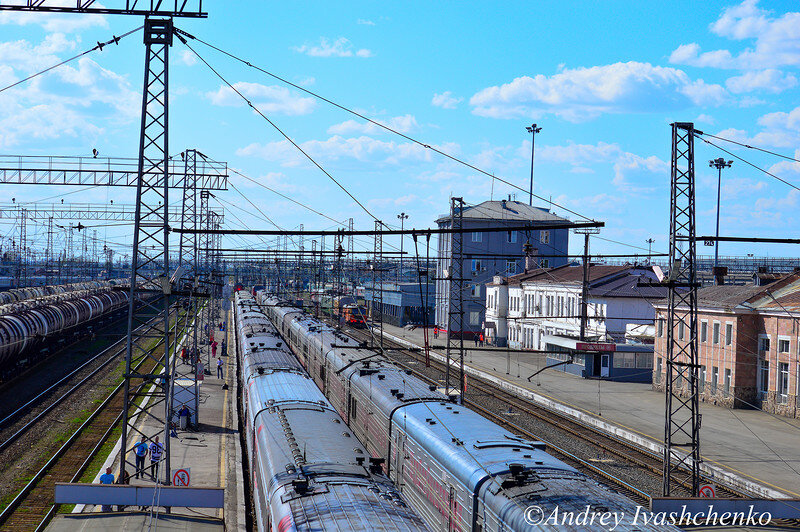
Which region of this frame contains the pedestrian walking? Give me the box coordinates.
[180,347,187,365]
[211,340,218,358]
[474,335,479,347]
[197,361,205,381]
[134,436,148,479]
[219,321,223,331]
[149,436,164,481]
[479,333,484,347]
[433,327,439,339]
[221,339,227,357]
[217,357,223,379]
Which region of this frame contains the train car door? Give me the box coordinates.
[447,485,458,532]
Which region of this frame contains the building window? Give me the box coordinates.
[778,363,789,404]
[758,336,770,353]
[540,230,550,244]
[657,318,664,337]
[778,339,790,353]
[541,259,549,268]
[699,365,706,392]
[713,322,720,345]
[506,260,517,274]
[711,366,718,393]
[700,321,707,342]
[469,312,480,325]
[678,321,685,341]
[758,359,769,398]
[471,259,482,272]
[725,323,733,346]
[471,232,482,242]
[656,357,662,383]
[507,230,517,243]
[471,284,481,297]
[724,369,731,395]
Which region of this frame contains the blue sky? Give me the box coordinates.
[1,0,799,261]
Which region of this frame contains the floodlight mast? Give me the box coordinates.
[0,1,209,493]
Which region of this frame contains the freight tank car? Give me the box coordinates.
[261,293,677,532]
[0,287,128,371]
[235,291,428,532]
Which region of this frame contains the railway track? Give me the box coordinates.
[0,308,192,531]
[333,319,748,504]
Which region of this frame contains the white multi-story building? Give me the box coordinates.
[485,264,666,349]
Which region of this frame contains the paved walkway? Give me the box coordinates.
[378,323,800,498]
[49,302,245,531]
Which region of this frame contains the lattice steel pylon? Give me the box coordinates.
[45,216,54,286]
[171,148,200,427]
[445,197,465,403]
[120,18,175,486]
[664,122,701,496]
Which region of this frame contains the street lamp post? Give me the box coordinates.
[709,158,733,270]
[646,238,655,264]
[526,124,542,206]
[397,212,408,281]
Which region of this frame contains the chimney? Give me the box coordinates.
[713,266,727,286]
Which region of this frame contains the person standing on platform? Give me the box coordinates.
[149,436,164,481]
[217,357,223,379]
[134,436,148,479]
[99,467,115,511]
[221,339,227,358]
[211,340,218,358]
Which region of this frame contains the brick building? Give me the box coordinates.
[653,272,800,418]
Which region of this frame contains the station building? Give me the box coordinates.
[434,199,570,338]
[653,271,800,418]
[363,281,435,327]
[485,263,668,382]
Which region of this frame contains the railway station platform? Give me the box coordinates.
[377,323,800,499]
[47,303,244,531]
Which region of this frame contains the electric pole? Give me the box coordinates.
[397,212,408,281]
[709,158,732,270]
[526,124,542,205]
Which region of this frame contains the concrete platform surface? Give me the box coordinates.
[47,511,223,531]
[377,322,800,498]
[49,303,244,531]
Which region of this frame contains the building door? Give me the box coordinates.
[601,355,610,378]
[593,354,601,376]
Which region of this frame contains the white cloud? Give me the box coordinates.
[696,113,716,125]
[715,105,800,149]
[431,91,463,109]
[357,19,376,26]
[0,7,108,33]
[206,82,315,116]
[539,142,668,193]
[327,114,418,135]
[725,69,797,93]
[292,37,373,58]
[720,177,768,199]
[179,50,197,66]
[469,62,727,122]
[237,135,459,168]
[670,1,800,69]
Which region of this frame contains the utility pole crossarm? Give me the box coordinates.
[0,155,227,190]
[0,1,207,17]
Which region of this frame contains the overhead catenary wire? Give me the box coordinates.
[176,35,378,222]
[0,26,143,95]
[175,29,598,224]
[699,136,800,193]
[696,131,800,164]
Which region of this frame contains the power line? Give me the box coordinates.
[175,29,598,224]
[0,26,143,95]
[696,131,800,164]
[176,35,378,222]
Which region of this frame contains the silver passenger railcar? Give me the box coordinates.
[235,291,429,532]
[259,293,677,532]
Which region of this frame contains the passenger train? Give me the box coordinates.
[0,282,129,371]
[234,291,429,531]
[259,292,677,532]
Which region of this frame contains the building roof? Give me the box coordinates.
[436,199,569,225]
[653,271,800,311]
[501,264,630,286]
[590,272,668,298]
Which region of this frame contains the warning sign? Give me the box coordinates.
[698,483,715,498]
[173,468,191,486]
